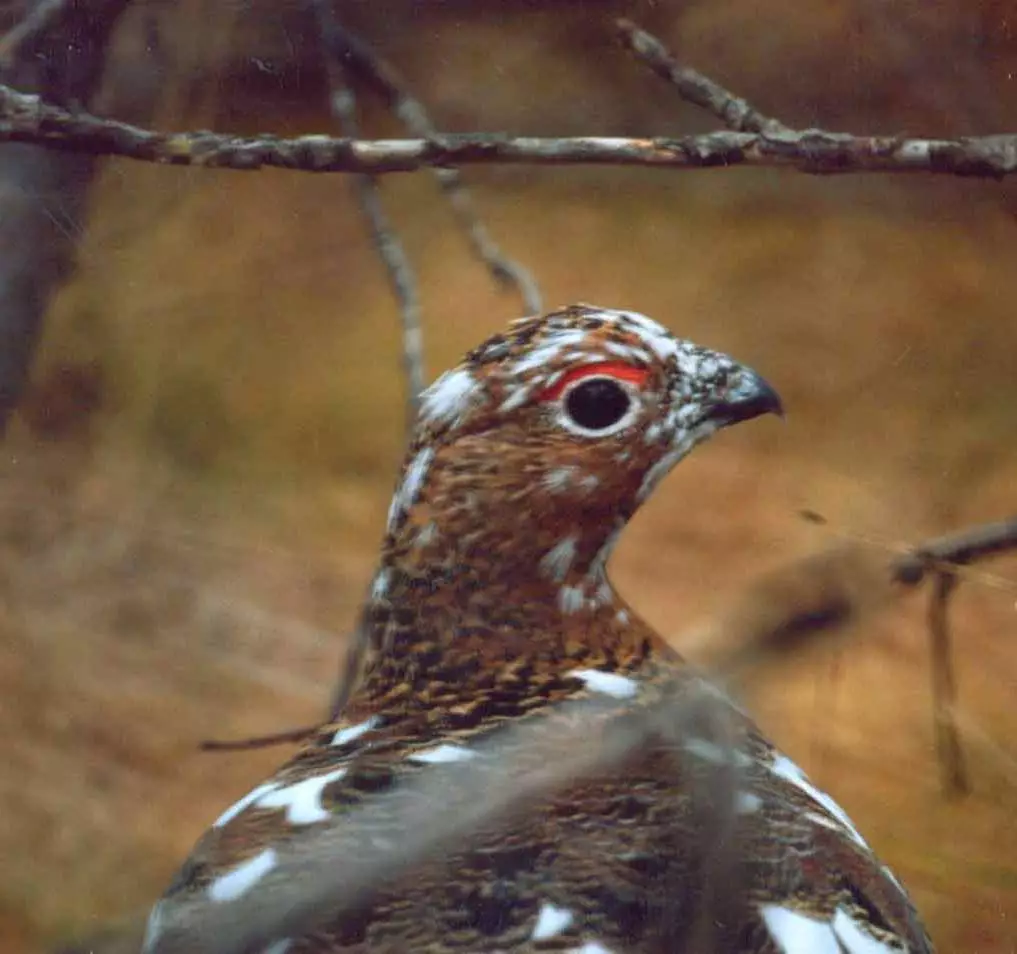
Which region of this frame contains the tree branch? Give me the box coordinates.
[702,513,1015,799]
[0,0,131,433]
[306,4,542,423]
[321,9,541,314]
[617,19,791,136]
[2,80,1017,178]
[0,0,69,69]
[893,516,1017,584]
[310,0,426,424]
[927,569,969,797]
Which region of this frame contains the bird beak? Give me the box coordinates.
[713,367,784,428]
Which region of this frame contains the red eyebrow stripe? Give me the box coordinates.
[538,361,650,401]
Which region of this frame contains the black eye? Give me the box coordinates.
[564,377,632,432]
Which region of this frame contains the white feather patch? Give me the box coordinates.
[683,738,751,767]
[543,465,578,494]
[141,901,165,954]
[531,902,574,940]
[208,848,278,903]
[558,583,586,614]
[498,384,533,413]
[331,716,380,748]
[511,329,588,374]
[262,940,293,954]
[569,668,639,699]
[735,791,763,814]
[832,907,898,953]
[539,535,578,582]
[255,768,347,826]
[420,367,478,427]
[610,309,679,361]
[760,904,841,954]
[370,568,390,601]
[409,743,476,764]
[770,754,869,849]
[213,781,279,829]
[388,446,435,529]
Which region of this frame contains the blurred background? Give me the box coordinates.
[0,0,1015,950]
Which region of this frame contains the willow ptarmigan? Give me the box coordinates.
[144,305,933,954]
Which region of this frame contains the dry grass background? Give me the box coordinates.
[1,1,1016,951]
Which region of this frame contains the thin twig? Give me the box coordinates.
[927,569,969,796]
[200,724,321,751]
[792,512,1016,797]
[894,516,1017,584]
[684,510,1017,800]
[0,0,69,68]
[799,510,1017,595]
[3,81,1017,177]
[617,19,790,136]
[438,173,543,313]
[323,15,541,313]
[310,0,425,423]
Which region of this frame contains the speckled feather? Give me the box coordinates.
[146,305,934,954]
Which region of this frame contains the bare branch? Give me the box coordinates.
[696,515,1017,675]
[440,175,543,313]
[0,0,68,68]
[310,0,425,423]
[322,12,541,313]
[0,0,131,432]
[617,19,790,136]
[700,513,1015,799]
[927,570,969,797]
[3,79,1017,177]
[893,516,1017,584]
[199,723,321,752]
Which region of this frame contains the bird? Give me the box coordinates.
[142,304,934,954]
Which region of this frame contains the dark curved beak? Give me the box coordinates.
[714,367,784,428]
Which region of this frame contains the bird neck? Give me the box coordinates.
[345,519,660,717]
[337,432,671,718]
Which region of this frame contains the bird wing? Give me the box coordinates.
[143,676,932,954]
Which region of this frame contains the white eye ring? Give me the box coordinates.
[555,374,643,438]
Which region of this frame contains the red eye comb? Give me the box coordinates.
[538,362,649,401]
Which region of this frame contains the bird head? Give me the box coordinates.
[379,304,781,614]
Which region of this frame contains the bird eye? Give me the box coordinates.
[562,376,634,434]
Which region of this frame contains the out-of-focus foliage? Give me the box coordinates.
[1,2,1015,951]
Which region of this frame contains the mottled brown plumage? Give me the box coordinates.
[144,305,933,954]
